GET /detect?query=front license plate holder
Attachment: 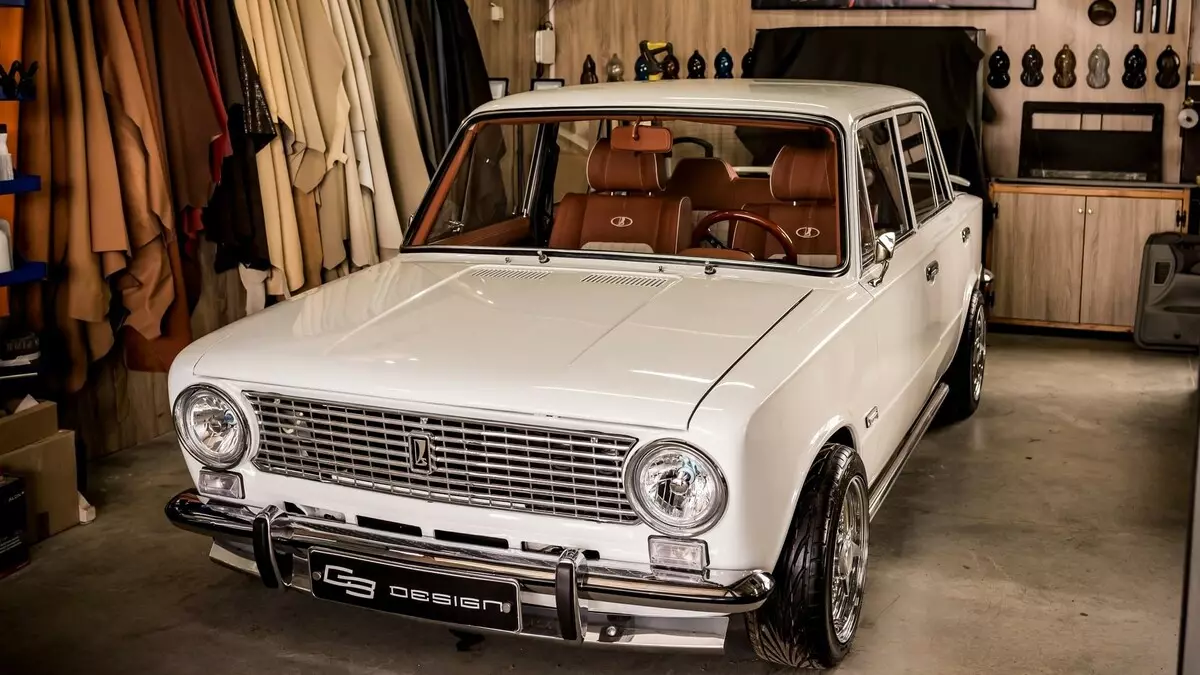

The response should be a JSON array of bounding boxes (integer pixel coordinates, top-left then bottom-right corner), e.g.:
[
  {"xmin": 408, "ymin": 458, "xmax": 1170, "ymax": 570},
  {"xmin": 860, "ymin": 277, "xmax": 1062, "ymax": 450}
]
[{"xmin": 308, "ymin": 548, "xmax": 522, "ymax": 632}]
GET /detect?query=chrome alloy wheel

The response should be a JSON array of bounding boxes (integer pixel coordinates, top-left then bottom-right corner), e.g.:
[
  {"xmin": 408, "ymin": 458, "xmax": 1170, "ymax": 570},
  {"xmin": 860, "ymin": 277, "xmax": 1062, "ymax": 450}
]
[
  {"xmin": 831, "ymin": 475, "xmax": 868, "ymax": 644},
  {"xmin": 971, "ymin": 307, "xmax": 987, "ymax": 401}
]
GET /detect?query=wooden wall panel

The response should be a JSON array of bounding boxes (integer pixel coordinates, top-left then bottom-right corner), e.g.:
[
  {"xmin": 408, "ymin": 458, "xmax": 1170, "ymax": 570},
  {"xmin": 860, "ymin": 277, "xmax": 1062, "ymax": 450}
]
[
  {"xmin": 469, "ymin": 0, "xmax": 546, "ymax": 94},
  {"xmin": 552, "ymin": 0, "xmax": 1194, "ymax": 181}
]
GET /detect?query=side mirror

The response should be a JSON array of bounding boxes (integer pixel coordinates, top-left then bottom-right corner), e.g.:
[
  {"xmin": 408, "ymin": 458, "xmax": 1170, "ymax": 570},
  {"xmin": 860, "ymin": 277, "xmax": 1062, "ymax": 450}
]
[
  {"xmin": 876, "ymin": 231, "xmax": 896, "ymax": 262},
  {"xmin": 870, "ymin": 231, "xmax": 896, "ymax": 287}
]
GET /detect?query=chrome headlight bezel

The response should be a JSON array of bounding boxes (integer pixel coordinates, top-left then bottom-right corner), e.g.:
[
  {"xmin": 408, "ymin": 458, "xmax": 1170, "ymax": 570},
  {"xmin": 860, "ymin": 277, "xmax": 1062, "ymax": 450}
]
[
  {"xmin": 172, "ymin": 384, "xmax": 250, "ymax": 470},
  {"xmin": 624, "ymin": 439, "xmax": 728, "ymax": 536}
]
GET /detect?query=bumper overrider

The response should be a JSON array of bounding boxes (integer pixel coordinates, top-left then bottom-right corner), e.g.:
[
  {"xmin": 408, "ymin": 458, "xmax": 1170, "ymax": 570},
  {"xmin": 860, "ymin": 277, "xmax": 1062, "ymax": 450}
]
[{"xmin": 165, "ymin": 490, "xmax": 774, "ymax": 651}]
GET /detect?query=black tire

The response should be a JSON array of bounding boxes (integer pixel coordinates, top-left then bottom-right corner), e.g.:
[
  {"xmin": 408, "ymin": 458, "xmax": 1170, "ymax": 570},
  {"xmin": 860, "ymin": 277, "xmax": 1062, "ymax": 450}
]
[
  {"xmin": 746, "ymin": 444, "xmax": 868, "ymax": 669},
  {"xmin": 938, "ymin": 289, "xmax": 986, "ymax": 423}
]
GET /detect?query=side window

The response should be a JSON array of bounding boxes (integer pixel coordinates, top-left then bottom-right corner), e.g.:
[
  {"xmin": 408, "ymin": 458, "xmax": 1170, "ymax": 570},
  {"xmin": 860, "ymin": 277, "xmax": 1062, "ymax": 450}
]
[
  {"xmin": 896, "ymin": 112, "xmax": 947, "ymax": 222},
  {"xmin": 857, "ymin": 119, "xmax": 911, "ymax": 239},
  {"xmin": 858, "ymin": 175, "xmax": 876, "ymax": 267},
  {"xmin": 428, "ymin": 124, "xmax": 534, "ymax": 242}
]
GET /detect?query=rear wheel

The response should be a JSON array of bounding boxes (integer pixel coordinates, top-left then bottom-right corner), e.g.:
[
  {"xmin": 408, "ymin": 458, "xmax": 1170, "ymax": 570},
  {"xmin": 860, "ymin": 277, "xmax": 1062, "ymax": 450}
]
[
  {"xmin": 746, "ymin": 444, "xmax": 868, "ymax": 669},
  {"xmin": 939, "ymin": 289, "xmax": 986, "ymax": 422}
]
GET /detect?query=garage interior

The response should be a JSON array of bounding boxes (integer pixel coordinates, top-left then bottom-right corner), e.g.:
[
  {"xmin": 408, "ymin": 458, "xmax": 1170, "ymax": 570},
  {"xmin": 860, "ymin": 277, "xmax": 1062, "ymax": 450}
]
[{"xmin": 0, "ymin": 0, "xmax": 1196, "ymax": 674}]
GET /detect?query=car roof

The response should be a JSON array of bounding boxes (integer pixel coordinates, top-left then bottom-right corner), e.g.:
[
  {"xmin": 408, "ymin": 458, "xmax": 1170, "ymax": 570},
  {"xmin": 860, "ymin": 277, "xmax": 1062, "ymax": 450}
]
[{"xmin": 474, "ymin": 80, "xmax": 924, "ymax": 127}]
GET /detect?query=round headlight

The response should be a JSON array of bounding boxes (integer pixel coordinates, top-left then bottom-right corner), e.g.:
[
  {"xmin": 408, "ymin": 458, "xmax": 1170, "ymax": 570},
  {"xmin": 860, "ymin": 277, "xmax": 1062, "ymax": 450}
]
[
  {"xmin": 173, "ymin": 385, "xmax": 248, "ymax": 469},
  {"xmin": 625, "ymin": 440, "xmax": 727, "ymax": 535}
]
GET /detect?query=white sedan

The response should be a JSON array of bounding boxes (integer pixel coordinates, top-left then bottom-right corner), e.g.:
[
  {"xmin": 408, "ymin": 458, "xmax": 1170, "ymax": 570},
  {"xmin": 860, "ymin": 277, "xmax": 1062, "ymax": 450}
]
[{"xmin": 166, "ymin": 80, "xmax": 986, "ymax": 669}]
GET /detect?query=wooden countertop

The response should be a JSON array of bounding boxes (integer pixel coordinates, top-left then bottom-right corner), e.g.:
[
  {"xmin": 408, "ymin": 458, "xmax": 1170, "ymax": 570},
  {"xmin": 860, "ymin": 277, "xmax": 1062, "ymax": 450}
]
[{"xmin": 993, "ymin": 177, "xmax": 1193, "ymax": 190}]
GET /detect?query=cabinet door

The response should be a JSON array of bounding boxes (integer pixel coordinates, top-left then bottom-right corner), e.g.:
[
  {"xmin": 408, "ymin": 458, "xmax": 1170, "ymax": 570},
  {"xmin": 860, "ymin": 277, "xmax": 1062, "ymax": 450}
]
[
  {"xmin": 992, "ymin": 192, "xmax": 1086, "ymax": 323},
  {"xmin": 1080, "ymin": 197, "xmax": 1181, "ymax": 327}
]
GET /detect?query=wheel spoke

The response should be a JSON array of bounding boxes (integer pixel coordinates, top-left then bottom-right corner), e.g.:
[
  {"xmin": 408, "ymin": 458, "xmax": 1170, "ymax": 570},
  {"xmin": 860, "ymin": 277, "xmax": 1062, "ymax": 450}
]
[{"xmin": 831, "ymin": 476, "xmax": 869, "ymax": 644}]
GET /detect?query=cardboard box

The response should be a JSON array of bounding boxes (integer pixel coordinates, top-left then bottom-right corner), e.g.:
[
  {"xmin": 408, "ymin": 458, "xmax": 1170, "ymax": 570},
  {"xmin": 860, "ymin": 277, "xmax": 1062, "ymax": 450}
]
[
  {"xmin": 0, "ymin": 475, "xmax": 29, "ymax": 577},
  {"xmin": 0, "ymin": 401, "xmax": 58, "ymax": 457},
  {"xmin": 0, "ymin": 431, "xmax": 78, "ymax": 541}
]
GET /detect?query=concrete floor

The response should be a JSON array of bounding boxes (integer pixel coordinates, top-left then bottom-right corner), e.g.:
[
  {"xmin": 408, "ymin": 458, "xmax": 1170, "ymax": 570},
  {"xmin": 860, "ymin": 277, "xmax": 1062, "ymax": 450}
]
[{"xmin": 0, "ymin": 334, "xmax": 1192, "ymax": 674}]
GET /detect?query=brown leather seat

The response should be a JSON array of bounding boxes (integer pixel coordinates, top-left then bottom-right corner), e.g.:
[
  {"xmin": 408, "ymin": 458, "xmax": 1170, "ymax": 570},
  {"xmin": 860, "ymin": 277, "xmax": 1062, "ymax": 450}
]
[
  {"xmin": 731, "ymin": 145, "xmax": 841, "ymax": 266},
  {"xmin": 549, "ymin": 140, "xmax": 691, "ymax": 254},
  {"xmin": 664, "ymin": 158, "xmax": 775, "ymax": 213}
]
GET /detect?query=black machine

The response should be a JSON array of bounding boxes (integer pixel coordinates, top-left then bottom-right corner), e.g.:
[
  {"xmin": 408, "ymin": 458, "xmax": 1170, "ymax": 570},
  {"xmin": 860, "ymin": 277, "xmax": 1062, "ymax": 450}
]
[{"xmin": 1018, "ymin": 101, "xmax": 1164, "ymax": 181}]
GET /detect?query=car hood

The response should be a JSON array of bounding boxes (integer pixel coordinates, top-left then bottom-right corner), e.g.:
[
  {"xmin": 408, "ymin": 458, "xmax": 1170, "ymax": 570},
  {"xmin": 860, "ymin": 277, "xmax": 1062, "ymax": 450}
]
[{"xmin": 192, "ymin": 259, "xmax": 811, "ymax": 430}]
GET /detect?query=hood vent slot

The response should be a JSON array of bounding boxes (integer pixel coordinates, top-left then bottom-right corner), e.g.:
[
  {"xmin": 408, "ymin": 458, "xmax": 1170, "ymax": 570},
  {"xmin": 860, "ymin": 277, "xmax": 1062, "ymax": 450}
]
[
  {"xmin": 580, "ymin": 273, "xmax": 669, "ymax": 288},
  {"xmin": 471, "ymin": 267, "xmax": 550, "ymax": 281}
]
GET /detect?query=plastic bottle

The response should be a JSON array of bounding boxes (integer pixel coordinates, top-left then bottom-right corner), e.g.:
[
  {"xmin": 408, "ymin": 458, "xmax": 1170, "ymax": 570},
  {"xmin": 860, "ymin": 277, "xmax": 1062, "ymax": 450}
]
[{"xmin": 0, "ymin": 124, "xmax": 12, "ymax": 181}]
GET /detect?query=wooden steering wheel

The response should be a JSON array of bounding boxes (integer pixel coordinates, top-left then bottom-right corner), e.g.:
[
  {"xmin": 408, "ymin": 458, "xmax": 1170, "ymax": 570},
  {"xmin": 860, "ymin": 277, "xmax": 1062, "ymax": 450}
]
[{"xmin": 690, "ymin": 210, "xmax": 798, "ymax": 265}]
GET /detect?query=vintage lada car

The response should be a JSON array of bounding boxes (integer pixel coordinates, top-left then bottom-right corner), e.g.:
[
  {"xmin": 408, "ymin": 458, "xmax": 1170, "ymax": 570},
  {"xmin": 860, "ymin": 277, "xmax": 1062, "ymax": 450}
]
[{"xmin": 165, "ymin": 80, "xmax": 986, "ymax": 669}]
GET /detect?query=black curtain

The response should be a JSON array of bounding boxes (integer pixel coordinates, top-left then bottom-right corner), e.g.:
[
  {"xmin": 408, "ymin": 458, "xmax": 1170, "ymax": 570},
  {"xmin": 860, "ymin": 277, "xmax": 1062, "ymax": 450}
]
[{"xmin": 747, "ymin": 27, "xmax": 992, "ymax": 233}]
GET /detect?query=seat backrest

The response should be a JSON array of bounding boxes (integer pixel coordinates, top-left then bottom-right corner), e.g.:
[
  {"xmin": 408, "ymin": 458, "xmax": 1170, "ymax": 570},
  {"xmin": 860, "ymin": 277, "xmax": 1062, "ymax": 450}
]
[
  {"xmin": 665, "ymin": 158, "xmax": 775, "ymax": 212},
  {"xmin": 550, "ymin": 140, "xmax": 691, "ymax": 254},
  {"xmin": 731, "ymin": 145, "xmax": 841, "ymax": 266}
]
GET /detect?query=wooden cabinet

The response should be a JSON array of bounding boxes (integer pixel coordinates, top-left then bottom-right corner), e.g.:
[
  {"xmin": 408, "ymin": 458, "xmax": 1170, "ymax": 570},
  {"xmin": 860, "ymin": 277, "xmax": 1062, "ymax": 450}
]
[
  {"xmin": 992, "ymin": 192, "xmax": 1086, "ymax": 323},
  {"xmin": 990, "ymin": 182, "xmax": 1187, "ymax": 331}
]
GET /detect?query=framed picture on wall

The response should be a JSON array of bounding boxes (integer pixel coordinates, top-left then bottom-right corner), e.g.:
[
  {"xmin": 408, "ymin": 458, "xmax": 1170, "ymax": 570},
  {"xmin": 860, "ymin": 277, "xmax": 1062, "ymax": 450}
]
[
  {"xmin": 489, "ymin": 78, "xmax": 510, "ymax": 100},
  {"xmin": 531, "ymin": 78, "xmax": 566, "ymax": 91},
  {"xmin": 752, "ymin": 0, "xmax": 1034, "ymax": 8}
]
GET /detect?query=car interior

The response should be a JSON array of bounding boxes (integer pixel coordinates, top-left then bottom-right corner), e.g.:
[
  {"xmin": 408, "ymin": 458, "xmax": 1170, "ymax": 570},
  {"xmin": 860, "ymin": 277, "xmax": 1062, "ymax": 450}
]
[{"xmin": 410, "ymin": 116, "xmax": 848, "ymax": 269}]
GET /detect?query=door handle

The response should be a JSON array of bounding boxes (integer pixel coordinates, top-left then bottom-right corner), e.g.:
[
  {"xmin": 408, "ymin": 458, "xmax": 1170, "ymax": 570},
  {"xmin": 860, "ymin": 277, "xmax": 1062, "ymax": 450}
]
[
  {"xmin": 961, "ymin": 226, "xmax": 971, "ymax": 243},
  {"xmin": 926, "ymin": 260, "xmax": 940, "ymax": 283}
]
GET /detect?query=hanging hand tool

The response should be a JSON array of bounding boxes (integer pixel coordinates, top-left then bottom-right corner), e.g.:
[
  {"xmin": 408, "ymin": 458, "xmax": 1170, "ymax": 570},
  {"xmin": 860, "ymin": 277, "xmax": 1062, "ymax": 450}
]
[{"xmin": 638, "ymin": 40, "xmax": 676, "ymax": 81}]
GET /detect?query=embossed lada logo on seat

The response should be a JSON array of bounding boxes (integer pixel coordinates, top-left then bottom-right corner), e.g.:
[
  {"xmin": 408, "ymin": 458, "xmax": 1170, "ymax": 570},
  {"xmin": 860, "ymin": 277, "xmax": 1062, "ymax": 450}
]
[
  {"xmin": 407, "ymin": 434, "xmax": 436, "ymax": 475},
  {"xmin": 795, "ymin": 226, "xmax": 820, "ymax": 239},
  {"xmin": 610, "ymin": 216, "xmax": 634, "ymax": 228}
]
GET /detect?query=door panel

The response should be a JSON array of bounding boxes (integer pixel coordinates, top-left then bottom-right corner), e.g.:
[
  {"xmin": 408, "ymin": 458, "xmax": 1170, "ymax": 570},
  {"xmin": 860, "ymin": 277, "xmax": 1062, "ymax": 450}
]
[
  {"xmin": 992, "ymin": 192, "xmax": 1086, "ymax": 323},
  {"xmin": 861, "ymin": 233, "xmax": 936, "ymax": 480},
  {"xmin": 1080, "ymin": 197, "xmax": 1180, "ymax": 327},
  {"xmin": 926, "ymin": 200, "xmax": 977, "ymax": 378}
]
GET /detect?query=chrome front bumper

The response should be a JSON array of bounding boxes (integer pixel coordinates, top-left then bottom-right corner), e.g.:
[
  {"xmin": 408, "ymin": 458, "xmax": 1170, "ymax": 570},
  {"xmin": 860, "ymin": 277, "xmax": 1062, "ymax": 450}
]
[{"xmin": 165, "ymin": 490, "xmax": 774, "ymax": 651}]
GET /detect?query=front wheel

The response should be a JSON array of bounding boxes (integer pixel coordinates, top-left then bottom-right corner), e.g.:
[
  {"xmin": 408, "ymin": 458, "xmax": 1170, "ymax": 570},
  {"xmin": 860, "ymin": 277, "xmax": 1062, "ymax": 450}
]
[
  {"xmin": 746, "ymin": 444, "xmax": 868, "ymax": 669},
  {"xmin": 939, "ymin": 289, "xmax": 986, "ymax": 422}
]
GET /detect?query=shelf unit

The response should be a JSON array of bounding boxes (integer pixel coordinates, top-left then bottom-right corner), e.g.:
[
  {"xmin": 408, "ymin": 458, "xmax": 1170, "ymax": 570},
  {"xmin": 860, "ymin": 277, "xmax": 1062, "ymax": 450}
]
[
  {"xmin": 0, "ymin": 262, "xmax": 45, "ymax": 287},
  {"xmin": 0, "ymin": 173, "xmax": 40, "ymax": 195},
  {"xmin": 0, "ymin": 0, "xmax": 32, "ymax": 317}
]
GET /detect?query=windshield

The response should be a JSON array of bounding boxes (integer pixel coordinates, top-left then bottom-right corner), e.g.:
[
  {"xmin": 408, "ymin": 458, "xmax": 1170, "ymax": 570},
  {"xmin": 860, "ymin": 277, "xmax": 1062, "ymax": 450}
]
[{"xmin": 407, "ymin": 114, "xmax": 846, "ymax": 270}]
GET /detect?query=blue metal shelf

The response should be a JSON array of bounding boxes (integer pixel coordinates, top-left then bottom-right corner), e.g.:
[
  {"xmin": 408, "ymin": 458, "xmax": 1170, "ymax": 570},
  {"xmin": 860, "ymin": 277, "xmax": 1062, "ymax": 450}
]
[
  {"xmin": 0, "ymin": 1, "xmax": 28, "ymax": 7},
  {"xmin": 0, "ymin": 262, "xmax": 47, "ymax": 287},
  {"xmin": 0, "ymin": 173, "xmax": 40, "ymax": 195}
]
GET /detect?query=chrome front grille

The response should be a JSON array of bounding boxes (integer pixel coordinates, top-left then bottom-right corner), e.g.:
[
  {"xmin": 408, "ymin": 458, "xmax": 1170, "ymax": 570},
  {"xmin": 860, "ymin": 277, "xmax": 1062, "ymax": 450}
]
[{"xmin": 246, "ymin": 392, "xmax": 640, "ymax": 524}]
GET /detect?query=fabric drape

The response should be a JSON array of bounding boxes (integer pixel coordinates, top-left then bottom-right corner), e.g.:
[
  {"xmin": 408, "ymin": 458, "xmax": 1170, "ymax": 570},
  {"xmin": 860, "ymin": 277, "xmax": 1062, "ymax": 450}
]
[
  {"xmin": 360, "ymin": 0, "xmax": 428, "ymax": 237},
  {"xmin": 205, "ymin": 0, "xmax": 275, "ymax": 276},
  {"xmin": 11, "ymin": 0, "xmax": 494, "ymax": 389}
]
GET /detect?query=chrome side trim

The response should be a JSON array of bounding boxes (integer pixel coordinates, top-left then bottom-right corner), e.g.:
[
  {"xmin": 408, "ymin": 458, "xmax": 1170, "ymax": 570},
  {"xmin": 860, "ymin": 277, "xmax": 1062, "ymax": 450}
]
[
  {"xmin": 868, "ymin": 383, "xmax": 948, "ymax": 519},
  {"xmin": 166, "ymin": 490, "xmax": 773, "ymax": 614}
]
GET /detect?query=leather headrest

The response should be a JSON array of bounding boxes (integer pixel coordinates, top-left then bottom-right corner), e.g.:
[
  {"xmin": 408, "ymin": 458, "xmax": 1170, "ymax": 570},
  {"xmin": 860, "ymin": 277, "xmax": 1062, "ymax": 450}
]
[
  {"xmin": 770, "ymin": 145, "xmax": 836, "ymax": 202},
  {"xmin": 610, "ymin": 124, "xmax": 673, "ymax": 153},
  {"xmin": 587, "ymin": 140, "xmax": 664, "ymax": 192},
  {"xmin": 666, "ymin": 157, "xmax": 738, "ymax": 195}
]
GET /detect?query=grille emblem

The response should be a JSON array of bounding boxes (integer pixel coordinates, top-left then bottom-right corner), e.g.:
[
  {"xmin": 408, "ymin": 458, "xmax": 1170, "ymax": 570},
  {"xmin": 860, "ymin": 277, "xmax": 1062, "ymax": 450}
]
[
  {"xmin": 408, "ymin": 434, "xmax": 436, "ymax": 475},
  {"xmin": 610, "ymin": 216, "xmax": 634, "ymax": 228}
]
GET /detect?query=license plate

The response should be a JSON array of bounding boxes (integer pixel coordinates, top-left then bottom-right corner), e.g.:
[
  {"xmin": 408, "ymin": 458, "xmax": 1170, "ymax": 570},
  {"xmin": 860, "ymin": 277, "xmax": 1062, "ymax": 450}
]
[{"xmin": 308, "ymin": 549, "xmax": 521, "ymax": 632}]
